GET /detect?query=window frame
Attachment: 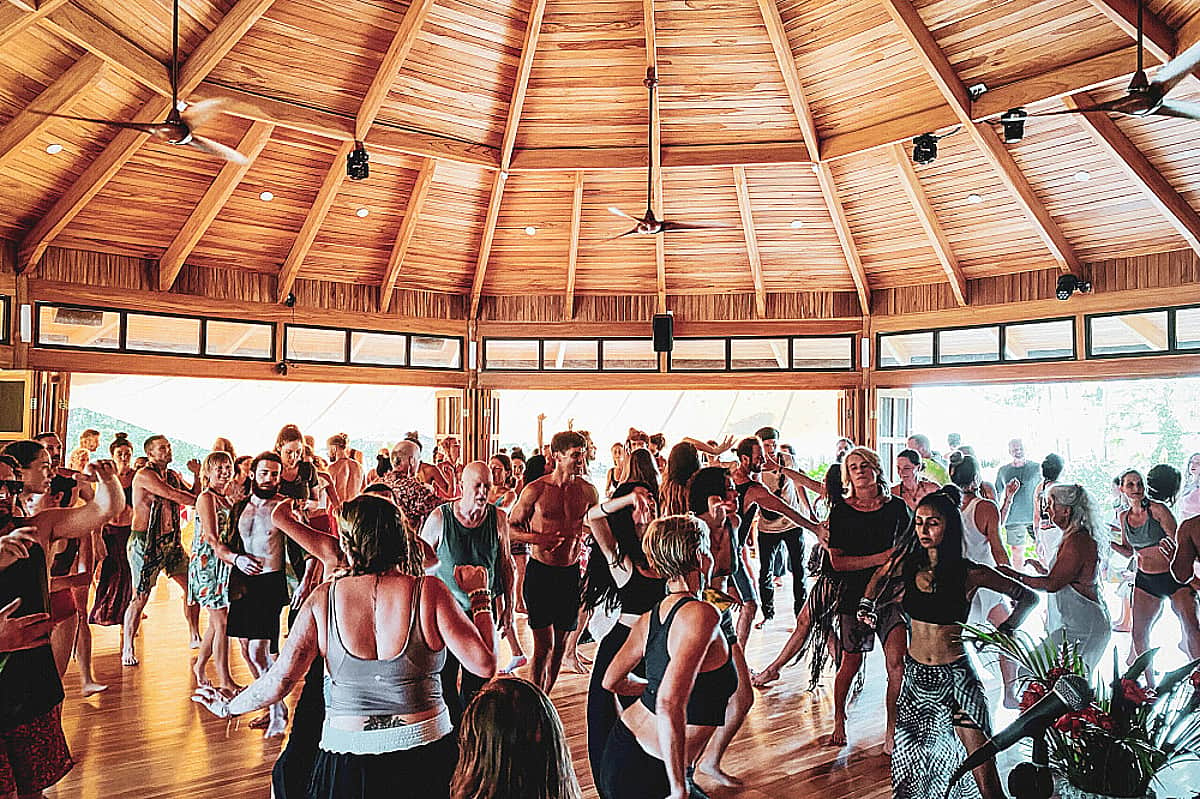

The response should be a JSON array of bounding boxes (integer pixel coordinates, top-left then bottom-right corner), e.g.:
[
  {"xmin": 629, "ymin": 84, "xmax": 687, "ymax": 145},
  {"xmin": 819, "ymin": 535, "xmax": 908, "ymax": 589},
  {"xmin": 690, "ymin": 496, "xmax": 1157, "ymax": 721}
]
[
  {"xmin": 1084, "ymin": 306, "xmax": 1176, "ymax": 360},
  {"xmin": 876, "ymin": 317, "xmax": 1077, "ymax": 370}
]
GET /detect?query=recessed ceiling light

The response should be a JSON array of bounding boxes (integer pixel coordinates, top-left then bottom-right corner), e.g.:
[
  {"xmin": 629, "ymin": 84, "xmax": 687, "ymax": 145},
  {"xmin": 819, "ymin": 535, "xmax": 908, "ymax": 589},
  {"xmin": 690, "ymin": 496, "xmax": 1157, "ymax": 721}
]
[
  {"xmin": 789, "ymin": 219, "xmax": 804, "ymax": 229},
  {"xmin": 259, "ymin": 191, "xmax": 274, "ymax": 201},
  {"xmin": 356, "ymin": 207, "xmax": 370, "ymax": 218},
  {"xmin": 967, "ymin": 193, "xmax": 983, "ymax": 204},
  {"xmin": 1074, "ymin": 170, "xmax": 1091, "ymax": 182},
  {"xmin": 524, "ymin": 225, "xmax": 537, "ymax": 236},
  {"xmin": 45, "ymin": 143, "xmax": 63, "ymax": 154}
]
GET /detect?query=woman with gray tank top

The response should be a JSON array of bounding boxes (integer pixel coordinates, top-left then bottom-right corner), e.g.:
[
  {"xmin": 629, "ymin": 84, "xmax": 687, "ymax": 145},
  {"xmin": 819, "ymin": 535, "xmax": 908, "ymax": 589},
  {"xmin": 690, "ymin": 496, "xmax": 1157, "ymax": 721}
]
[{"xmin": 193, "ymin": 495, "xmax": 497, "ymax": 798}]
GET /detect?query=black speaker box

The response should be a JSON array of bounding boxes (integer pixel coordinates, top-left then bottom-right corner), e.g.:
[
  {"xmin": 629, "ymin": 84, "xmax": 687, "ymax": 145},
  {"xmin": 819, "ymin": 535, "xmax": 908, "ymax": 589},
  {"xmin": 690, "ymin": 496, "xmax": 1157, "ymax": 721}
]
[{"xmin": 652, "ymin": 313, "xmax": 674, "ymax": 353}]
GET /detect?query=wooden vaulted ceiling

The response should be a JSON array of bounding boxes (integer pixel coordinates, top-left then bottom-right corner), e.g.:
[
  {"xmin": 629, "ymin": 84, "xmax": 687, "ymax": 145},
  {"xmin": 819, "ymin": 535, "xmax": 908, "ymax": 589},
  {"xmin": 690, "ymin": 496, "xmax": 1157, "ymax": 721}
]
[{"xmin": 3, "ymin": 0, "xmax": 1200, "ymax": 319}]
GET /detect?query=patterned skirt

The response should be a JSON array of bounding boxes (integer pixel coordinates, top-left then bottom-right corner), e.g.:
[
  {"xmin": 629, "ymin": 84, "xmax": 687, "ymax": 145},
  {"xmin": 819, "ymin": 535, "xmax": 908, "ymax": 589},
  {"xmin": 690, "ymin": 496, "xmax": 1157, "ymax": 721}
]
[
  {"xmin": 188, "ymin": 537, "xmax": 231, "ymax": 610},
  {"xmin": 89, "ymin": 525, "xmax": 132, "ymax": 626}
]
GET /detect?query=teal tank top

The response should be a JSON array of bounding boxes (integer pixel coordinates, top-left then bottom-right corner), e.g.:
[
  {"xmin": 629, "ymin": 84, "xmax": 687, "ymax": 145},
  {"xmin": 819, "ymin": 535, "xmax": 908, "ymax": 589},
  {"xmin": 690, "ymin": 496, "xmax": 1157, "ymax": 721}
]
[
  {"xmin": 434, "ymin": 502, "xmax": 504, "ymax": 611},
  {"xmin": 1124, "ymin": 510, "xmax": 1168, "ymax": 550}
]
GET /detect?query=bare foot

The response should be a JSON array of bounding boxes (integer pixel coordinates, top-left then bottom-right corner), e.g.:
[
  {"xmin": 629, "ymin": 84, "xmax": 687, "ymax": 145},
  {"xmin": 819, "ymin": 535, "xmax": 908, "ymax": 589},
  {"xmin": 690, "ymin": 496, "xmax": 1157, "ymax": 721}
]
[
  {"xmin": 82, "ymin": 682, "xmax": 109, "ymax": 697},
  {"xmin": 828, "ymin": 720, "xmax": 847, "ymax": 747},
  {"xmin": 248, "ymin": 712, "xmax": 271, "ymax": 729},
  {"xmin": 754, "ymin": 618, "xmax": 769, "ymax": 630},
  {"xmin": 1112, "ymin": 621, "xmax": 1132, "ymax": 633},
  {"xmin": 500, "ymin": 655, "xmax": 528, "ymax": 675},
  {"xmin": 751, "ymin": 667, "xmax": 780, "ymax": 688},
  {"xmin": 883, "ymin": 733, "xmax": 895, "ymax": 757},
  {"xmin": 696, "ymin": 762, "xmax": 743, "ymax": 788},
  {"xmin": 216, "ymin": 681, "xmax": 243, "ymax": 697},
  {"xmin": 576, "ymin": 649, "xmax": 593, "ymax": 666},
  {"xmin": 122, "ymin": 650, "xmax": 138, "ymax": 667},
  {"xmin": 193, "ymin": 664, "xmax": 211, "ymax": 687},
  {"xmin": 561, "ymin": 656, "xmax": 589, "ymax": 674}
]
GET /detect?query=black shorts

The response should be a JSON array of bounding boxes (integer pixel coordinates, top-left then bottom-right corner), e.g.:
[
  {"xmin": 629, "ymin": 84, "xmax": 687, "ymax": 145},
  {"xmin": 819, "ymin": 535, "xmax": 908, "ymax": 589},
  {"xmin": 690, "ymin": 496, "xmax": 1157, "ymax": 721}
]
[
  {"xmin": 227, "ymin": 571, "xmax": 288, "ymax": 645},
  {"xmin": 522, "ymin": 559, "xmax": 581, "ymax": 632},
  {"xmin": 1135, "ymin": 569, "xmax": 1192, "ymax": 600}
]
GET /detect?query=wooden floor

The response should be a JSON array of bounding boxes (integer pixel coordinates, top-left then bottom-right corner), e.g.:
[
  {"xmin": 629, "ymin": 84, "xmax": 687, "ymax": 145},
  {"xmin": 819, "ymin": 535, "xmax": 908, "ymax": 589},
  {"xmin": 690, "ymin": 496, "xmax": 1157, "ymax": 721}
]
[{"xmin": 55, "ymin": 575, "xmax": 1199, "ymax": 799}]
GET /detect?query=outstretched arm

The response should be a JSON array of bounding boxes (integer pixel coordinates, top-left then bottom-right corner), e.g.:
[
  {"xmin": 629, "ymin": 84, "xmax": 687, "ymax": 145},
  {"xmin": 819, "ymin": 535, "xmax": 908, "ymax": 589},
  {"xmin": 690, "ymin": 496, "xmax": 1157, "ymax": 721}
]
[
  {"xmin": 40, "ymin": 461, "xmax": 125, "ymax": 543},
  {"xmin": 745, "ymin": 483, "xmax": 820, "ymax": 534}
]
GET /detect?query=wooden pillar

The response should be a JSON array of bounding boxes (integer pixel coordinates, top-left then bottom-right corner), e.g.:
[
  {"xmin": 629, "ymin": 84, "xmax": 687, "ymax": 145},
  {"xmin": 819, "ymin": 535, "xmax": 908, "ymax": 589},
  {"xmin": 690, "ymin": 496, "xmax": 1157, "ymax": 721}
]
[
  {"xmin": 462, "ymin": 386, "xmax": 496, "ymax": 464},
  {"xmin": 32, "ymin": 369, "xmax": 69, "ymax": 436}
]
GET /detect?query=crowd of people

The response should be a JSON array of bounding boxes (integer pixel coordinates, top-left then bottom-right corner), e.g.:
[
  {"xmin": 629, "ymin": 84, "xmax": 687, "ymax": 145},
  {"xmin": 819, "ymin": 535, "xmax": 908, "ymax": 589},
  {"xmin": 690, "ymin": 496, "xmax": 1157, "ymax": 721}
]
[{"xmin": 2, "ymin": 421, "xmax": 1200, "ymax": 799}]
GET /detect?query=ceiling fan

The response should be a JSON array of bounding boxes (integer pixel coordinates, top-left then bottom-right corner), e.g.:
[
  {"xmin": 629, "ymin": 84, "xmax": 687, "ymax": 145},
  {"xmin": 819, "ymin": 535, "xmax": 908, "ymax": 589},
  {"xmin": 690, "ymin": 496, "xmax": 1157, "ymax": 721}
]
[
  {"xmin": 34, "ymin": 0, "xmax": 250, "ymax": 163},
  {"xmin": 1031, "ymin": 0, "xmax": 1200, "ymax": 121},
  {"xmin": 607, "ymin": 68, "xmax": 725, "ymax": 238}
]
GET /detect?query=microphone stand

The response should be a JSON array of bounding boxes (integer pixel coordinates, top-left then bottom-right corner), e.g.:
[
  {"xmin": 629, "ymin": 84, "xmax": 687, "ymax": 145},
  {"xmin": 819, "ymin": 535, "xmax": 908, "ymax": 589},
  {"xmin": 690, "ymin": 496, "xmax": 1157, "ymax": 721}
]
[{"xmin": 1007, "ymin": 731, "xmax": 1054, "ymax": 799}]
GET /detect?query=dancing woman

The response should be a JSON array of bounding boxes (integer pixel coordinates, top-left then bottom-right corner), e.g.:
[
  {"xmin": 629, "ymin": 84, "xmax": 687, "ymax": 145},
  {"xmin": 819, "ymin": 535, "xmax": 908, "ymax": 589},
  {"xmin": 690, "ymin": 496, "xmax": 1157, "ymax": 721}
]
[
  {"xmin": 598, "ymin": 515, "xmax": 736, "ymax": 799},
  {"xmin": 89, "ymin": 434, "xmax": 136, "ymax": 632},
  {"xmin": 188, "ymin": 451, "xmax": 237, "ymax": 690},
  {"xmin": 891, "ymin": 449, "xmax": 939, "ymax": 511}
]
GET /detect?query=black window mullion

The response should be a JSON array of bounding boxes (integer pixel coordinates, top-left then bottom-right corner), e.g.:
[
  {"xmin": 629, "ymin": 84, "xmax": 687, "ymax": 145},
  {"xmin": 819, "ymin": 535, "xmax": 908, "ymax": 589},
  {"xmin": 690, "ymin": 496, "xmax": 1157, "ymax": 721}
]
[
  {"xmin": 1168, "ymin": 308, "xmax": 1178, "ymax": 352},
  {"xmin": 538, "ymin": 339, "xmax": 546, "ymax": 370}
]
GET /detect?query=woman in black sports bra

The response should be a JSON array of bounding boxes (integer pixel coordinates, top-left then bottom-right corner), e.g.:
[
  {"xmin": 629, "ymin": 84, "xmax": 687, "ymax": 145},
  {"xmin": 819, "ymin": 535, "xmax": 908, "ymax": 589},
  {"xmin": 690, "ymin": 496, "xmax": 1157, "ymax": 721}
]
[{"xmin": 599, "ymin": 515, "xmax": 736, "ymax": 799}]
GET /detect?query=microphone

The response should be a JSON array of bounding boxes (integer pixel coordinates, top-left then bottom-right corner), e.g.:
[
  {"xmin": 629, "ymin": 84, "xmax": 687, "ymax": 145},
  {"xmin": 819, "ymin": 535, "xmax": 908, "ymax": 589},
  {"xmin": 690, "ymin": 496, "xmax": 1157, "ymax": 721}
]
[{"xmin": 946, "ymin": 674, "xmax": 1091, "ymax": 792}]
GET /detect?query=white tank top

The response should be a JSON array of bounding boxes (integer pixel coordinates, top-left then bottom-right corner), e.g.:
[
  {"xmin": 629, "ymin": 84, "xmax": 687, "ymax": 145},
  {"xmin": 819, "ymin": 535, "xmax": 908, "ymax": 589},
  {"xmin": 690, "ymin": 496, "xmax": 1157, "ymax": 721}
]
[{"xmin": 960, "ymin": 497, "xmax": 994, "ymax": 566}]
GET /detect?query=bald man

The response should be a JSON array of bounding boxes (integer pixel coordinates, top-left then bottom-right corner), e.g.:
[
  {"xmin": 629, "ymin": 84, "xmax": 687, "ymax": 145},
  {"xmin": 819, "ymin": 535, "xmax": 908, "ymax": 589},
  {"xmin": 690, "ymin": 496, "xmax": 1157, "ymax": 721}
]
[
  {"xmin": 381, "ymin": 440, "xmax": 443, "ymax": 532},
  {"xmin": 420, "ymin": 462, "xmax": 515, "ymax": 723}
]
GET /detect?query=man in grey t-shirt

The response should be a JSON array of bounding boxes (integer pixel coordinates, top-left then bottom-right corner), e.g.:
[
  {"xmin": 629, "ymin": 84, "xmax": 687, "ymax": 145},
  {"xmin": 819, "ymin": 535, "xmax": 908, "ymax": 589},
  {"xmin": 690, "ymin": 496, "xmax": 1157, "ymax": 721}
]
[{"xmin": 995, "ymin": 437, "xmax": 1041, "ymax": 569}]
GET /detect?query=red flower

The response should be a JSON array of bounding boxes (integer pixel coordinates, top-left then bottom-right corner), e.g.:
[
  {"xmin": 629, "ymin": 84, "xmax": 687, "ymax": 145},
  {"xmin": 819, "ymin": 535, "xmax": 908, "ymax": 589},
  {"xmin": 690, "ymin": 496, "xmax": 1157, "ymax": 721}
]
[
  {"xmin": 1053, "ymin": 705, "xmax": 1113, "ymax": 738},
  {"xmin": 1190, "ymin": 669, "xmax": 1200, "ymax": 689},
  {"xmin": 1054, "ymin": 712, "xmax": 1086, "ymax": 737},
  {"xmin": 1120, "ymin": 679, "xmax": 1150, "ymax": 705},
  {"xmin": 1021, "ymin": 682, "xmax": 1049, "ymax": 712},
  {"xmin": 1048, "ymin": 667, "xmax": 1070, "ymax": 682}
]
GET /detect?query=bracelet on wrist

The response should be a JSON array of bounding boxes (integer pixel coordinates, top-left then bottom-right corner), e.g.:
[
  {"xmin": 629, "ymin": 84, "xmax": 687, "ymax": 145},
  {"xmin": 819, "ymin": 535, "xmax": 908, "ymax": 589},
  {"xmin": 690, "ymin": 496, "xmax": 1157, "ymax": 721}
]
[
  {"xmin": 472, "ymin": 607, "xmax": 493, "ymax": 617},
  {"xmin": 467, "ymin": 589, "xmax": 490, "ymax": 600}
]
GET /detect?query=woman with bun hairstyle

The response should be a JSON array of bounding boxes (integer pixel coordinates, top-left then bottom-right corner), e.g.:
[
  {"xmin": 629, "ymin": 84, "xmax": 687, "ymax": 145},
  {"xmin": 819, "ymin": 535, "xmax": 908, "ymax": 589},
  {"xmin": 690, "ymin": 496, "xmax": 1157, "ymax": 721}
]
[
  {"xmin": 89, "ymin": 433, "xmax": 136, "ymax": 628},
  {"xmin": 862, "ymin": 486, "xmax": 1036, "ymax": 799}
]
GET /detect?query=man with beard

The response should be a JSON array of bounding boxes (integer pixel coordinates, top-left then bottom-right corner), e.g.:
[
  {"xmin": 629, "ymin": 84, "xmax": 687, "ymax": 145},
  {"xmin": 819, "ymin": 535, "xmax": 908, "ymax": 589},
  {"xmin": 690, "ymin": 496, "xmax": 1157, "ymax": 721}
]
[
  {"xmin": 508, "ymin": 431, "xmax": 596, "ymax": 694},
  {"xmin": 420, "ymin": 461, "xmax": 515, "ymax": 722},
  {"xmin": 122, "ymin": 434, "xmax": 200, "ymax": 666},
  {"xmin": 751, "ymin": 427, "xmax": 813, "ymax": 630},
  {"xmin": 227, "ymin": 452, "xmax": 289, "ymax": 738}
]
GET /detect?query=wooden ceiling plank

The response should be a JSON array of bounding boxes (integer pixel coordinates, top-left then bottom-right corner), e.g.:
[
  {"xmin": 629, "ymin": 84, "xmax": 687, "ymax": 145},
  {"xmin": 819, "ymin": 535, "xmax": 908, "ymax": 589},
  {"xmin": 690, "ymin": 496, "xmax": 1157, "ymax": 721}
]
[
  {"xmin": 880, "ymin": 0, "xmax": 1082, "ymax": 277},
  {"xmin": 890, "ymin": 143, "xmax": 968, "ymax": 306},
  {"xmin": 354, "ymin": 0, "xmax": 435, "ymax": 142},
  {"xmin": 468, "ymin": 171, "xmax": 508, "ymax": 319},
  {"xmin": 498, "ymin": 0, "xmax": 547, "ymax": 171},
  {"xmin": 158, "ymin": 120, "xmax": 275, "ymax": 291},
  {"xmin": 815, "ymin": 161, "xmax": 870, "ymax": 314},
  {"xmin": 44, "ymin": 2, "xmax": 171, "ymax": 96},
  {"xmin": 276, "ymin": 139, "xmax": 354, "ymax": 303},
  {"xmin": 1066, "ymin": 91, "xmax": 1200, "ymax": 256},
  {"xmin": 564, "ymin": 170, "xmax": 583, "ymax": 321},
  {"xmin": 379, "ymin": 157, "xmax": 437, "ymax": 312},
  {"xmin": 0, "ymin": 52, "xmax": 105, "ymax": 172},
  {"xmin": 0, "ymin": 0, "xmax": 67, "ymax": 47},
  {"xmin": 733, "ymin": 166, "xmax": 767, "ymax": 317},
  {"xmin": 755, "ymin": 0, "xmax": 820, "ymax": 160},
  {"xmin": 1086, "ymin": 0, "xmax": 1175, "ymax": 62},
  {"xmin": 17, "ymin": 0, "xmax": 277, "ymax": 273}
]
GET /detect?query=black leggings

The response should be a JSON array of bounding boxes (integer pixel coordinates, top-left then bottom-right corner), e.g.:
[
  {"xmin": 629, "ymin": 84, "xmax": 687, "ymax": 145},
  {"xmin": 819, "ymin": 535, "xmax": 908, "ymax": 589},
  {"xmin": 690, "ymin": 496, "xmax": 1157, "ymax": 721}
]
[
  {"xmin": 306, "ymin": 732, "xmax": 457, "ymax": 799},
  {"xmin": 440, "ymin": 648, "xmax": 488, "ymax": 728},
  {"xmin": 758, "ymin": 529, "xmax": 806, "ymax": 619},
  {"xmin": 598, "ymin": 720, "xmax": 670, "ymax": 799},
  {"xmin": 587, "ymin": 622, "xmax": 643, "ymax": 796},
  {"xmin": 272, "ymin": 656, "xmax": 325, "ymax": 799}
]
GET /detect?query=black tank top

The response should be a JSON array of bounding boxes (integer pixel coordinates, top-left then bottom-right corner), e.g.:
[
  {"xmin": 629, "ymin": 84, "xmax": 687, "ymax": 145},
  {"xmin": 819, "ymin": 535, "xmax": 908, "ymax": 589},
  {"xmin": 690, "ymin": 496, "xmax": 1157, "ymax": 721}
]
[
  {"xmin": 902, "ymin": 557, "xmax": 972, "ymax": 625},
  {"xmin": 0, "ymin": 541, "xmax": 64, "ymax": 727},
  {"xmin": 640, "ymin": 597, "xmax": 737, "ymax": 726},
  {"xmin": 616, "ymin": 567, "xmax": 666, "ymax": 616}
]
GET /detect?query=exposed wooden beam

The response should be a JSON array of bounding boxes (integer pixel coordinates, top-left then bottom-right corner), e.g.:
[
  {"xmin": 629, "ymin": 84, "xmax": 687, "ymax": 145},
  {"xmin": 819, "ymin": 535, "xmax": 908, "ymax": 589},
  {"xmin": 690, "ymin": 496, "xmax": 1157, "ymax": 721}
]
[
  {"xmin": 379, "ymin": 157, "xmax": 437, "ymax": 312},
  {"xmin": 498, "ymin": 0, "xmax": 547, "ymax": 171},
  {"xmin": 276, "ymin": 140, "xmax": 354, "ymax": 303},
  {"xmin": 510, "ymin": 141, "xmax": 809, "ymax": 172},
  {"xmin": 1086, "ymin": 0, "xmax": 1175, "ymax": 62},
  {"xmin": 468, "ymin": 171, "xmax": 507, "ymax": 319},
  {"xmin": 44, "ymin": 2, "xmax": 171, "ymax": 96},
  {"xmin": 733, "ymin": 166, "xmax": 767, "ymax": 317},
  {"xmin": 755, "ymin": 0, "xmax": 821, "ymax": 160},
  {"xmin": 890, "ymin": 143, "xmax": 968, "ymax": 306},
  {"xmin": 564, "ymin": 170, "xmax": 583, "ymax": 320},
  {"xmin": 1117, "ymin": 314, "xmax": 1169, "ymax": 350},
  {"xmin": 0, "ymin": 0, "xmax": 68, "ymax": 47},
  {"xmin": 815, "ymin": 161, "xmax": 870, "ymax": 314},
  {"xmin": 1065, "ymin": 91, "xmax": 1200, "ymax": 256},
  {"xmin": 644, "ymin": 0, "xmax": 666, "ymax": 313},
  {"xmin": 158, "ymin": 120, "xmax": 274, "ymax": 291},
  {"xmin": 880, "ymin": 0, "xmax": 1082, "ymax": 277},
  {"xmin": 0, "ymin": 53, "xmax": 105, "ymax": 172},
  {"xmin": 17, "ymin": 0, "xmax": 277, "ymax": 273},
  {"xmin": 355, "ymin": 0, "xmax": 435, "ymax": 141}
]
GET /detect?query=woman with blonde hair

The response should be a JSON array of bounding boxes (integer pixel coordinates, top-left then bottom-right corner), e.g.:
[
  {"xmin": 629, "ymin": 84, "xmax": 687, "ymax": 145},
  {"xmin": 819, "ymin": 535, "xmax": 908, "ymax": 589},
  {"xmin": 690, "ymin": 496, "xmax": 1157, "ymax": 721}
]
[
  {"xmin": 188, "ymin": 450, "xmax": 238, "ymax": 690},
  {"xmin": 451, "ymin": 677, "xmax": 582, "ymax": 799}
]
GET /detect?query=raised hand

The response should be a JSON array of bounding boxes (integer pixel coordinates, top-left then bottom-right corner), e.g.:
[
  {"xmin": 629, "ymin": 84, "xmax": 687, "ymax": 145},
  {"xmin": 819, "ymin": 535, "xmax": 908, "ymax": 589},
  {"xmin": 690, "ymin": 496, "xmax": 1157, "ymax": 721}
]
[
  {"xmin": 0, "ymin": 528, "xmax": 38, "ymax": 571},
  {"xmin": 0, "ymin": 598, "xmax": 52, "ymax": 653},
  {"xmin": 86, "ymin": 459, "xmax": 119, "ymax": 482},
  {"xmin": 454, "ymin": 564, "xmax": 489, "ymax": 595}
]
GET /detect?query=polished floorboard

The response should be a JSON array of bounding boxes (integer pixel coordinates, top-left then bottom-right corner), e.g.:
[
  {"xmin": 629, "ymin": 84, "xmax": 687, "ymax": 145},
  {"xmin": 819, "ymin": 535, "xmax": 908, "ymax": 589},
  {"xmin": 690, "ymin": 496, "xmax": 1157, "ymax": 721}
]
[{"xmin": 54, "ymin": 574, "xmax": 1200, "ymax": 798}]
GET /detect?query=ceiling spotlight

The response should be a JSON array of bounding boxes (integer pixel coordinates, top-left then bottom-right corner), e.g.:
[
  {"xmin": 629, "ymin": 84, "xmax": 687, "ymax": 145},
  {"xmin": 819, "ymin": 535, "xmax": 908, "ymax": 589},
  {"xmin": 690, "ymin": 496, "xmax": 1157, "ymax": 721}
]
[
  {"xmin": 346, "ymin": 140, "xmax": 369, "ymax": 181},
  {"xmin": 275, "ymin": 361, "xmax": 289, "ymax": 376},
  {"xmin": 1074, "ymin": 170, "xmax": 1091, "ymax": 183},
  {"xmin": 45, "ymin": 143, "xmax": 63, "ymax": 154},
  {"xmin": 912, "ymin": 133, "xmax": 939, "ymax": 165},
  {"xmin": 284, "ymin": 292, "xmax": 296, "ymax": 308},
  {"xmin": 356, "ymin": 207, "xmax": 370, "ymax": 218},
  {"xmin": 259, "ymin": 191, "xmax": 274, "ymax": 201},
  {"xmin": 524, "ymin": 225, "xmax": 537, "ymax": 236},
  {"xmin": 967, "ymin": 193, "xmax": 983, "ymax": 204},
  {"xmin": 1000, "ymin": 108, "xmax": 1027, "ymax": 143},
  {"xmin": 1055, "ymin": 273, "xmax": 1092, "ymax": 301},
  {"xmin": 790, "ymin": 219, "xmax": 804, "ymax": 229}
]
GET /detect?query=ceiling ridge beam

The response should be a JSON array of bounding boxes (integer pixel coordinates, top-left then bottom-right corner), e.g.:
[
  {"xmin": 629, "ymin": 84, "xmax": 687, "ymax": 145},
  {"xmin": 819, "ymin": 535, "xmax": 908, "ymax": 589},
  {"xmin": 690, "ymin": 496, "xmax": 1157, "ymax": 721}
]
[
  {"xmin": 815, "ymin": 161, "xmax": 870, "ymax": 314},
  {"xmin": 468, "ymin": 171, "xmax": 508, "ymax": 319},
  {"xmin": 890, "ymin": 143, "xmax": 968, "ymax": 305},
  {"xmin": 43, "ymin": 1, "xmax": 171, "ymax": 96},
  {"xmin": 1086, "ymin": 0, "xmax": 1175, "ymax": 62},
  {"xmin": 158, "ymin": 120, "xmax": 275, "ymax": 291},
  {"xmin": 276, "ymin": 140, "xmax": 354, "ymax": 303},
  {"xmin": 355, "ymin": 0, "xmax": 435, "ymax": 142},
  {"xmin": 498, "ymin": 0, "xmax": 547, "ymax": 171},
  {"xmin": 564, "ymin": 170, "xmax": 583, "ymax": 320},
  {"xmin": 880, "ymin": 0, "xmax": 1082, "ymax": 277},
  {"xmin": 755, "ymin": 0, "xmax": 820, "ymax": 160},
  {"xmin": 1066, "ymin": 91, "xmax": 1200, "ymax": 257},
  {"xmin": 380, "ymin": 157, "xmax": 437, "ymax": 313},
  {"xmin": 733, "ymin": 166, "xmax": 767, "ymax": 317},
  {"xmin": 0, "ymin": 52, "xmax": 106, "ymax": 172},
  {"xmin": 644, "ymin": 0, "xmax": 665, "ymax": 313},
  {"xmin": 17, "ymin": 0, "xmax": 278, "ymax": 273},
  {"xmin": 0, "ymin": 0, "xmax": 68, "ymax": 47}
]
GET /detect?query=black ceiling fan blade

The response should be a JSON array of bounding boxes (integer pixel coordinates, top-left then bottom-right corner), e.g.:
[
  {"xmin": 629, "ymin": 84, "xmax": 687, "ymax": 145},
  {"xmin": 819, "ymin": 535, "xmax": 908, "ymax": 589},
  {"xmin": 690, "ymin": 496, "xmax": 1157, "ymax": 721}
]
[
  {"xmin": 1151, "ymin": 39, "xmax": 1200, "ymax": 94},
  {"xmin": 1152, "ymin": 99, "xmax": 1200, "ymax": 121},
  {"xmin": 602, "ymin": 227, "xmax": 643, "ymax": 242},
  {"xmin": 660, "ymin": 220, "xmax": 728, "ymax": 232}
]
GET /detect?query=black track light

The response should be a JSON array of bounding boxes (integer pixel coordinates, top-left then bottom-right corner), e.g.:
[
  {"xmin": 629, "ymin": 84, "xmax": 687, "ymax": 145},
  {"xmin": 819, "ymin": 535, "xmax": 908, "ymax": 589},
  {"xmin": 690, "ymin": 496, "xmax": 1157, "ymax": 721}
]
[
  {"xmin": 346, "ymin": 140, "xmax": 369, "ymax": 181},
  {"xmin": 912, "ymin": 133, "xmax": 939, "ymax": 165},
  {"xmin": 1056, "ymin": 273, "xmax": 1092, "ymax": 301},
  {"xmin": 1000, "ymin": 108, "xmax": 1028, "ymax": 143},
  {"xmin": 275, "ymin": 361, "xmax": 289, "ymax": 376},
  {"xmin": 284, "ymin": 292, "xmax": 296, "ymax": 308}
]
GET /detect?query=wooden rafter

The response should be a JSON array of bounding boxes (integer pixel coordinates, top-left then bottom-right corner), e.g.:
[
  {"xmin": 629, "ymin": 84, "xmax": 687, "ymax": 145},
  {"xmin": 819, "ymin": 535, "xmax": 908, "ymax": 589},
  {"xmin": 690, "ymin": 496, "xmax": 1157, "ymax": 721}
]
[
  {"xmin": 644, "ymin": 0, "xmax": 666, "ymax": 313},
  {"xmin": 276, "ymin": 140, "xmax": 354, "ymax": 303},
  {"xmin": 880, "ymin": 0, "xmax": 1082, "ymax": 277},
  {"xmin": 755, "ymin": 0, "xmax": 820, "ymax": 160},
  {"xmin": 564, "ymin": 170, "xmax": 583, "ymax": 320},
  {"xmin": 158, "ymin": 121, "xmax": 275, "ymax": 291},
  {"xmin": 1065, "ymin": 91, "xmax": 1200, "ymax": 256},
  {"xmin": 1086, "ymin": 0, "xmax": 1176, "ymax": 62},
  {"xmin": 355, "ymin": 0, "xmax": 435, "ymax": 142},
  {"xmin": 890, "ymin": 144, "xmax": 968, "ymax": 306},
  {"xmin": 814, "ymin": 161, "xmax": 870, "ymax": 314},
  {"xmin": 17, "ymin": 0, "xmax": 277, "ymax": 273},
  {"xmin": 0, "ymin": 53, "xmax": 105, "ymax": 172},
  {"xmin": 468, "ymin": 171, "xmax": 507, "ymax": 319},
  {"xmin": 43, "ymin": 2, "xmax": 171, "ymax": 96},
  {"xmin": 733, "ymin": 166, "xmax": 767, "ymax": 317},
  {"xmin": 379, "ymin": 158, "xmax": 437, "ymax": 313},
  {"xmin": 0, "ymin": 0, "xmax": 68, "ymax": 47}
]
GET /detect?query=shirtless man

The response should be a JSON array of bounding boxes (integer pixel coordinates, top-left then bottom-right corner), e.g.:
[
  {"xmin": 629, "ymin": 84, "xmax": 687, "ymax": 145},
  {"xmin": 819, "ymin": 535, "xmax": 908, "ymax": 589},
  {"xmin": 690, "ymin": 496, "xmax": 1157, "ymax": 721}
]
[
  {"xmin": 406, "ymin": 434, "xmax": 453, "ymax": 499},
  {"xmin": 508, "ymin": 430, "xmax": 597, "ymax": 693},
  {"xmin": 121, "ymin": 435, "xmax": 200, "ymax": 666},
  {"xmin": 326, "ymin": 434, "xmax": 363, "ymax": 503}
]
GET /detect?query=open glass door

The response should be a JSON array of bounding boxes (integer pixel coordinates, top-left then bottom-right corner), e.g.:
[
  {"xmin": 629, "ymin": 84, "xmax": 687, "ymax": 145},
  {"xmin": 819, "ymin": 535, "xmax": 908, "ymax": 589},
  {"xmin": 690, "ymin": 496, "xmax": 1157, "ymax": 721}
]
[{"xmin": 876, "ymin": 388, "xmax": 912, "ymax": 484}]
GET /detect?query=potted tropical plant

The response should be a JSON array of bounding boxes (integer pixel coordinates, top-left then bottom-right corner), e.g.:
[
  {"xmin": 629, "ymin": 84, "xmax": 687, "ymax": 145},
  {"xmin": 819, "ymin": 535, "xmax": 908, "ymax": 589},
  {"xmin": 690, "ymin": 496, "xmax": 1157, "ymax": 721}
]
[{"xmin": 965, "ymin": 626, "xmax": 1200, "ymax": 799}]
